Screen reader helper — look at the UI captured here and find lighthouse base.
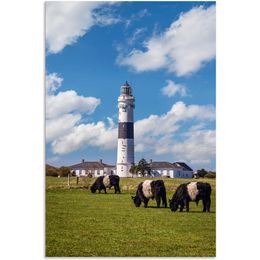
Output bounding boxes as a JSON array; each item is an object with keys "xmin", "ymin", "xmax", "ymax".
[{"xmin": 116, "ymin": 163, "xmax": 133, "ymax": 177}]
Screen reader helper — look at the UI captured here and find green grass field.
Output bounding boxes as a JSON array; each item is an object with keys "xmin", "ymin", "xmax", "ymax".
[{"xmin": 46, "ymin": 177, "xmax": 216, "ymax": 256}]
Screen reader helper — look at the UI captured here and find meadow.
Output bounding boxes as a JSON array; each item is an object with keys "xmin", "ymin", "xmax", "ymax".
[{"xmin": 46, "ymin": 176, "xmax": 216, "ymax": 257}]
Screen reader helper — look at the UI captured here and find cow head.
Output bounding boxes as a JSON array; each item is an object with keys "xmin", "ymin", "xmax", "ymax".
[
  {"xmin": 90, "ymin": 184, "xmax": 97, "ymax": 193},
  {"xmin": 169, "ymin": 199, "xmax": 179, "ymax": 212},
  {"xmin": 131, "ymin": 196, "xmax": 141, "ymax": 207}
]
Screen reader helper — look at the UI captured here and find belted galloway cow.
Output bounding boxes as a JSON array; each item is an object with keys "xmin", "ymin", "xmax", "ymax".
[
  {"xmin": 90, "ymin": 175, "xmax": 120, "ymax": 194},
  {"xmin": 169, "ymin": 182, "xmax": 211, "ymax": 212},
  {"xmin": 132, "ymin": 180, "xmax": 167, "ymax": 208}
]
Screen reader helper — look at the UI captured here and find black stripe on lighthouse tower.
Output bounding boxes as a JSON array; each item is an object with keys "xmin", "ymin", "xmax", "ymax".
[{"xmin": 118, "ymin": 122, "xmax": 134, "ymax": 139}]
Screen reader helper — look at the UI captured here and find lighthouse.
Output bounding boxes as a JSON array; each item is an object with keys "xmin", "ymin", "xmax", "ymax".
[{"xmin": 116, "ymin": 81, "xmax": 135, "ymax": 177}]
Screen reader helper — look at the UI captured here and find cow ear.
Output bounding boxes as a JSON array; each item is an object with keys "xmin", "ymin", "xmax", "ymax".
[{"xmin": 131, "ymin": 196, "xmax": 135, "ymax": 200}]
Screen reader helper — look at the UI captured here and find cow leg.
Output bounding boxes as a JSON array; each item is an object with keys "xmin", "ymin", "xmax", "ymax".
[
  {"xmin": 144, "ymin": 198, "xmax": 149, "ymax": 208},
  {"xmin": 180, "ymin": 202, "xmax": 185, "ymax": 212},
  {"xmin": 161, "ymin": 193, "xmax": 167, "ymax": 208},
  {"xmin": 202, "ymin": 199, "xmax": 207, "ymax": 212},
  {"xmin": 114, "ymin": 184, "xmax": 120, "ymax": 194},
  {"xmin": 207, "ymin": 197, "xmax": 211, "ymax": 212},
  {"xmin": 155, "ymin": 196, "xmax": 161, "ymax": 208},
  {"xmin": 117, "ymin": 184, "xmax": 121, "ymax": 194},
  {"xmin": 104, "ymin": 187, "xmax": 107, "ymax": 194},
  {"xmin": 185, "ymin": 200, "xmax": 190, "ymax": 212}
]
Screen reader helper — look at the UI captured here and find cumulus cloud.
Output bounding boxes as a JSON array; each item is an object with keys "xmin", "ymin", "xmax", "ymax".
[
  {"xmin": 172, "ymin": 129, "xmax": 216, "ymax": 165},
  {"xmin": 46, "ymin": 90, "xmax": 100, "ymax": 119},
  {"xmin": 45, "ymin": 73, "xmax": 101, "ymax": 143},
  {"xmin": 46, "ymin": 113, "xmax": 81, "ymax": 143},
  {"xmin": 50, "ymin": 100, "xmax": 215, "ymax": 168},
  {"xmin": 118, "ymin": 5, "xmax": 216, "ymax": 76},
  {"xmin": 45, "ymin": 2, "xmax": 120, "ymax": 54},
  {"xmin": 134, "ymin": 101, "xmax": 215, "ymax": 152},
  {"xmin": 46, "ymin": 73, "xmax": 63, "ymax": 94},
  {"xmin": 52, "ymin": 120, "xmax": 118, "ymax": 155},
  {"xmin": 161, "ymin": 80, "xmax": 187, "ymax": 97}
]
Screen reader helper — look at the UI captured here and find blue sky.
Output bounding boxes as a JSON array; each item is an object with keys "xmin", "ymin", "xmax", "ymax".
[{"xmin": 45, "ymin": 1, "xmax": 216, "ymax": 170}]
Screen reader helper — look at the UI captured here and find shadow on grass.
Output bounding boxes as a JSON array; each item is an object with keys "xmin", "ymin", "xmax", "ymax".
[
  {"xmin": 136, "ymin": 206, "xmax": 216, "ymax": 213},
  {"xmin": 146, "ymin": 206, "xmax": 169, "ymax": 209},
  {"xmin": 171, "ymin": 211, "xmax": 216, "ymax": 214},
  {"xmin": 89, "ymin": 193, "xmax": 124, "ymax": 195}
]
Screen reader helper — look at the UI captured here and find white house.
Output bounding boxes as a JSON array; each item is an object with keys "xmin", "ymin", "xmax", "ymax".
[
  {"xmin": 68, "ymin": 159, "xmax": 116, "ymax": 178},
  {"xmin": 149, "ymin": 160, "xmax": 193, "ymax": 178},
  {"xmin": 171, "ymin": 162, "xmax": 193, "ymax": 178}
]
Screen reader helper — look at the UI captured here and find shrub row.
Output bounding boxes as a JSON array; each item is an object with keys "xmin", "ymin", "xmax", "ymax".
[{"xmin": 46, "ymin": 164, "xmax": 71, "ymax": 177}]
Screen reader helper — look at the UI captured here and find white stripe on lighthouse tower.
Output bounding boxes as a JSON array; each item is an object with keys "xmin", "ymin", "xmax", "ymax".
[{"xmin": 116, "ymin": 81, "xmax": 135, "ymax": 177}]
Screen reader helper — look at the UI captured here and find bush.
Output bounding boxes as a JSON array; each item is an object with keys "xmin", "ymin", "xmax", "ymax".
[
  {"xmin": 197, "ymin": 169, "xmax": 208, "ymax": 178},
  {"xmin": 46, "ymin": 164, "xmax": 60, "ymax": 177},
  {"xmin": 204, "ymin": 172, "xmax": 216, "ymax": 178},
  {"xmin": 59, "ymin": 166, "xmax": 71, "ymax": 177}
]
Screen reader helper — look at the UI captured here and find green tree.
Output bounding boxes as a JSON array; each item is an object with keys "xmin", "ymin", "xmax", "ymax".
[
  {"xmin": 46, "ymin": 164, "xmax": 59, "ymax": 177},
  {"xmin": 59, "ymin": 166, "xmax": 71, "ymax": 177},
  {"xmin": 197, "ymin": 168, "xmax": 208, "ymax": 178},
  {"xmin": 129, "ymin": 165, "xmax": 138, "ymax": 177},
  {"xmin": 137, "ymin": 158, "xmax": 151, "ymax": 177},
  {"xmin": 204, "ymin": 171, "xmax": 216, "ymax": 178}
]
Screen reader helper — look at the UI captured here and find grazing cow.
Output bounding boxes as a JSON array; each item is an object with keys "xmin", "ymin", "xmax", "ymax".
[
  {"xmin": 169, "ymin": 182, "xmax": 211, "ymax": 212},
  {"xmin": 90, "ymin": 175, "xmax": 120, "ymax": 194},
  {"xmin": 131, "ymin": 180, "xmax": 167, "ymax": 208}
]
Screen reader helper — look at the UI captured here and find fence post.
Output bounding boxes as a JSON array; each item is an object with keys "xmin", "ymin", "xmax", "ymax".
[{"xmin": 67, "ymin": 173, "xmax": 70, "ymax": 189}]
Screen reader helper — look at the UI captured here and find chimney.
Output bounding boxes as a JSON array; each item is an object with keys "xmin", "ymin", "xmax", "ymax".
[
  {"xmin": 99, "ymin": 159, "xmax": 103, "ymax": 164},
  {"xmin": 82, "ymin": 159, "xmax": 85, "ymax": 164}
]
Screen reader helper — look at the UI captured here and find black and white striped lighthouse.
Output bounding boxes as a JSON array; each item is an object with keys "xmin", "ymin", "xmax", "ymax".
[{"xmin": 116, "ymin": 81, "xmax": 135, "ymax": 177}]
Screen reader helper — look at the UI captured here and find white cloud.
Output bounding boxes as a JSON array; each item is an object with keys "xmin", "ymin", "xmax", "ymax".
[
  {"xmin": 52, "ymin": 120, "xmax": 117, "ymax": 155},
  {"xmin": 50, "ymin": 100, "xmax": 215, "ymax": 168},
  {"xmin": 46, "ymin": 113, "xmax": 81, "ymax": 143},
  {"xmin": 127, "ymin": 27, "xmax": 146, "ymax": 45},
  {"xmin": 161, "ymin": 80, "xmax": 187, "ymax": 97},
  {"xmin": 46, "ymin": 73, "xmax": 63, "ymax": 94},
  {"xmin": 46, "ymin": 90, "xmax": 100, "ymax": 119},
  {"xmin": 46, "ymin": 2, "xmax": 120, "ymax": 54},
  {"xmin": 93, "ymin": 6, "xmax": 121, "ymax": 26},
  {"xmin": 124, "ymin": 8, "xmax": 150, "ymax": 28},
  {"xmin": 134, "ymin": 101, "xmax": 215, "ymax": 153},
  {"xmin": 118, "ymin": 5, "xmax": 216, "ymax": 76},
  {"xmin": 45, "ymin": 73, "xmax": 101, "ymax": 144},
  {"xmin": 133, "ymin": 9, "xmax": 150, "ymax": 19},
  {"xmin": 172, "ymin": 129, "xmax": 216, "ymax": 165}
]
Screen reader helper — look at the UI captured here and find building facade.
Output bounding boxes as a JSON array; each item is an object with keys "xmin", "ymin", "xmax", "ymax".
[
  {"xmin": 116, "ymin": 82, "xmax": 135, "ymax": 177},
  {"xmin": 68, "ymin": 159, "xmax": 116, "ymax": 178},
  {"xmin": 149, "ymin": 161, "xmax": 193, "ymax": 178}
]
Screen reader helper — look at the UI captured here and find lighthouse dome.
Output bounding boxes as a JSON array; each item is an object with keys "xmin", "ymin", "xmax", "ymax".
[{"xmin": 121, "ymin": 81, "xmax": 132, "ymax": 95}]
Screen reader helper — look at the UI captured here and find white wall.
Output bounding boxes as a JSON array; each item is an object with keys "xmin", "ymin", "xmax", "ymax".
[
  {"xmin": 150, "ymin": 168, "xmax": 193, "ymax": 178},
  {"xmin": 173, "ymin": 169, "xmax": 193, "ymax": 178}
]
